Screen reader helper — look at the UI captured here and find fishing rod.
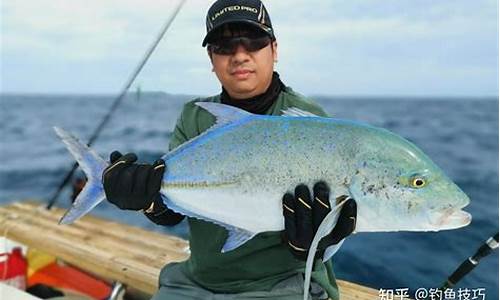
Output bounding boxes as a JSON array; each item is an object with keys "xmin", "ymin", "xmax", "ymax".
[
  {"xmin": 46, "ymin": 0, "xmax": 187, "ymax": 210},
  {"xmin": 440, "ymin": 232, "xmax": 498, "ymax": 290}
]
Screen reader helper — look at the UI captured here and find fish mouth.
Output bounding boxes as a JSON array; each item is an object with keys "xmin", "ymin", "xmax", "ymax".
[
  {"xmin": 430, "ymin": 208, "xmax": 471, "ymax": 230},
  {"xmin": 442, "ymin": 210, "xmax": 471, "ymax": 229}
]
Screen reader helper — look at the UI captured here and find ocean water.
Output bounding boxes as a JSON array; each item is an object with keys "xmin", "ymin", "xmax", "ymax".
[{"xmin": 0, "ymin": 93, "xmax": 498, "ymax": 299}]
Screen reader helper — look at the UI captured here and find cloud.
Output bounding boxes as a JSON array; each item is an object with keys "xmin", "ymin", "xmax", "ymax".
[
  {"xmin": 2, "ymin": 0, "xmax": 204, "ymax": 61},
  {"xmin": 1, "ymin": 0, "xmax": 498, "ymax": 96}
]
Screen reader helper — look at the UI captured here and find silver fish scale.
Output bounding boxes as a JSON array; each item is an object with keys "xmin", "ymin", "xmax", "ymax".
[
  {"xmin": 161, "ymin": 116, "xmax": 367, "ymax": 232},
  {"xmin": 164, "ymin": 117, "xmax": 361, "ymax": 193}
]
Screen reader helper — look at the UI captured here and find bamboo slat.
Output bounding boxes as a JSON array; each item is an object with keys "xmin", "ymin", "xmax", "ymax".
[
  {"xmin": 0, "ymin": 201, "xmax": 381, "ymax": 299},
  {"xmin": 0, "ymin": 201, "xmax": 188, "ymax": 294}
]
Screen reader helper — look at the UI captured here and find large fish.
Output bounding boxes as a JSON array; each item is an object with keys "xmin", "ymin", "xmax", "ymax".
[{"xmin": 54, "ymin": 102, "xmax": 471, "ymax": 300}]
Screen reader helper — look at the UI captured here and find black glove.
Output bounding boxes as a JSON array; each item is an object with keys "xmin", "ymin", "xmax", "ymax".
[
  {"xmin": 282, "ymin": 181, "xmax": 357, "ymax": 261},
  {"xmin": 102, "ymin": 151, "xmax": 165, "ymax": 211}
]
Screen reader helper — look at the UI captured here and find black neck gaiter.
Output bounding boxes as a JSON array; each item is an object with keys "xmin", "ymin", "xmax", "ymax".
[{"xmin": 220, "ymin": 72, "xmax": 285, "ymax": 115}]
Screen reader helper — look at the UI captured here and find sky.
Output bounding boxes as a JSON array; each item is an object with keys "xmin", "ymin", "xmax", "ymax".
[{"xmin": 1, "ymin": 0, "xmax": 499, "ymax": 97}]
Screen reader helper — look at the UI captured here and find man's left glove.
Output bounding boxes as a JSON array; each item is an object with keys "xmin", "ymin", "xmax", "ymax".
[
  {"xmin": 102, "ymin": 151, "xmax": 165, "ymax": 211},
  {"xmin": 282, "ymin": 181, "xmax": 357, "ymax": 261}
]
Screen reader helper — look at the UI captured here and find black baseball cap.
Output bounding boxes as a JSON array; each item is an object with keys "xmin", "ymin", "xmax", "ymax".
[{"xmin": 202, "ymin": 0, "xmax": 275, "ymax": 46}]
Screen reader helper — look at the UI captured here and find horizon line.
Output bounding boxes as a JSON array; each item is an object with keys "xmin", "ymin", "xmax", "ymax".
[{"xmin": 1, "ymin": 91, "xmax": 498, "ymax": 100}]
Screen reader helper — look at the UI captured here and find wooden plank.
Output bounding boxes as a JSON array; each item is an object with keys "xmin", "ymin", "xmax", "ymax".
[
  {"xmin": 0, "ymin": 201, "xmax": 382, "ymax": 299},
  {"xmin": 338, "ymin": 280, "xmax": 380, "ymax": 299},
  {"xmin": 2, "ymin": 203, "xmax": 187, "ymax": 267},
  {"xmin": 0, "ymin": 203, "xmax": 187, "ymax": 269},
  {"xmin": 0, "ymin": 201, "xmax": 188, "ymax": 294},
  {"xmin": 6, "ymin": 202, "xmax": 188, "ymax": 255}
]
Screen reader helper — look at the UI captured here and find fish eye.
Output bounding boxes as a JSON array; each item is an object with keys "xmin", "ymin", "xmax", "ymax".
[{"xmin": 411, "ymin": 177, "xmax": 426, "ymax": 188}]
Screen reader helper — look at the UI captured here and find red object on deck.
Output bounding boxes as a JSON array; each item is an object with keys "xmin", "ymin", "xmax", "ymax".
[
  {"xmin": 0, "ymin": 247, "xmax": 28, "ymax": 290},
  {"xmin": 28, "ymin": 262, "xmax": 112, "ymax": 299}
]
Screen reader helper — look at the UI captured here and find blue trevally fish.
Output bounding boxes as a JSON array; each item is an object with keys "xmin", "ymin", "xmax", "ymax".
[{"xmin": 54, "ymin": 102, "xmax": 471, "ymax": 300}]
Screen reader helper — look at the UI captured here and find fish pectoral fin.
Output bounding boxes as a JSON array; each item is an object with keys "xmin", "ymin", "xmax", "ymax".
[
  {"xmin": 302, "ymin": 200, "xmax": 346, "ymax": 300},
  {"xmin": 322, "ymin": 239, "xmax": 345, "ymax": 262},
  {"xmin": 221, "ymin": 227, "xmax": 256, "ymax": 253}
]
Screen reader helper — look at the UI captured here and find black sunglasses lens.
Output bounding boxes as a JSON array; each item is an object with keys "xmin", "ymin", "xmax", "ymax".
[
  {"xmin": 211, "ymin": 39, "xmax": 235, "ymax": 55},
  {"xmin": 210, "ymin": 36, "xmax": 270, "ymax": 55},
  {"xmin": 242, "ymin": 37, "xmax": 270, "ymax": 52}
]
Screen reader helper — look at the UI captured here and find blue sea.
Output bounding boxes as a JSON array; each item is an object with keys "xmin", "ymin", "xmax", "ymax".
[{"xmin": 0, "ymin": 93, "xmax": 498, "ymax": 299}]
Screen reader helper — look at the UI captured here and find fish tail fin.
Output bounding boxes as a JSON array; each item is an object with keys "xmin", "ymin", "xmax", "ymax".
[
  {"xmin": 303, "ymin": 200, "xmax": 346, "ymax": 300},
  {"xmin": 53, "ymin": 127, "xmax": 108, "ymax": 224}
]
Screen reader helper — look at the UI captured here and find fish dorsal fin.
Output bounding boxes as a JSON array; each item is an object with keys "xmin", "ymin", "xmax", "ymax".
[
  {"xmin": 164, "ymin": 102, "xmax": 252, "ymax": 161},
  {"xmin": 195, "ymin": 102, "xmax": 252, "ymax": 127},
  {"xmin": 281, "ymin": 107, "xmax": 319, "ymax": 117}
]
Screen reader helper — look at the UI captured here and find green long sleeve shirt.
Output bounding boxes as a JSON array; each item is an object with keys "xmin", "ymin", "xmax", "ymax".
[{"xmin": 163, "ymin": 86, "xmax": 340, "ymax": 300}]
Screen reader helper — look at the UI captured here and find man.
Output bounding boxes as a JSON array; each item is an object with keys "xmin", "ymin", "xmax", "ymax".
[{"xmin": 102, "ymin": 0, "xmax": 357, "ymax": 299}]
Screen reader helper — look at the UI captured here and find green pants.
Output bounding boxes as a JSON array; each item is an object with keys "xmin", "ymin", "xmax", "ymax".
[{"xmin": 151, "ymin": 263, "xmax": 329, "ymax": 300}]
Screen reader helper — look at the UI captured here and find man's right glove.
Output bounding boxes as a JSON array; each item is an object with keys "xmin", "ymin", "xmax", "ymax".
[
  {"xmin": 282, "ymin": 181, "xmax": 357, "ymax": 261},
  {"xmin": 102, "ymin": 151, "xmax": 184, "ymax": 225}
]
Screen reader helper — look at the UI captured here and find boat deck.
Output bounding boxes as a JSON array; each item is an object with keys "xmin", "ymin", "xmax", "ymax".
[{"xmin": 0, "ymin": 201, "xmax": 380, "ymax": 299}]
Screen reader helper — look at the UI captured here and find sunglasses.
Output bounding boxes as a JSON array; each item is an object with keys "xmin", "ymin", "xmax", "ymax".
[{"xmin": 208, "ymin": 36, "xmax": 271, "ymax": 55}]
